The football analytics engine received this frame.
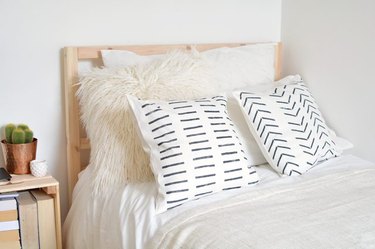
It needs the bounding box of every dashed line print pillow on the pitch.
[234,77,339,176]
[127,95,259,213]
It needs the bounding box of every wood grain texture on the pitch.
[274,43,282,80]
[63,47,81,206]
[77,43,252,59]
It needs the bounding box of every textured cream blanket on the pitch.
[147,168,375,249]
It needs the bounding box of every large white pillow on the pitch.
[127,95,259,213]
[101,43,276,92]
[233,75,340,175]
[202,43,276,92]
[101,50,163,68]
[77,50,214,192]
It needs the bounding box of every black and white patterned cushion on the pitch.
[234,78,339,176]
[127,95,259,213]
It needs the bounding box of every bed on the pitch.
[62,42,375,249]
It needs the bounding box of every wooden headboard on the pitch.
[63,42,282,205]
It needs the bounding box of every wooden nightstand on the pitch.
[0,174,62,249]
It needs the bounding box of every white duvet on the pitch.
[63,155,375,249]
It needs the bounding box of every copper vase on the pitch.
[1,138,37,174]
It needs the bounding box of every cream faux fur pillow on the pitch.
[77,50,213,191]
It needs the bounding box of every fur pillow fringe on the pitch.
[77,50,214,193]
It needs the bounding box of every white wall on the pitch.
[282,0,375,163]
[0,0,281,220]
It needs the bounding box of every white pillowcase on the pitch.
[328,128,354,152]
[233,75,340,175]
[228,75,352,168]
[128,95,259,213]
[101,43,276,91]
[226,76,308,167]
[101,50,163,68]
[202,43,276,92]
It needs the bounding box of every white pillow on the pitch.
[334,136,354,151]
[101,44,276,92]
[233,75,340,175]
[101,50,163,68]
[328,128,354,152]
[128,95,259,213]
[227,76,307,167]
[202,43,276,92]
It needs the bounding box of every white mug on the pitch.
[30,160,48,177]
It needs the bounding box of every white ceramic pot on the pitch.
[30,160,48,177]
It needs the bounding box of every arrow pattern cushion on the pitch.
[234,77,339,176]
[127,95,259,213]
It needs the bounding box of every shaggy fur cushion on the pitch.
[77,50,213,191]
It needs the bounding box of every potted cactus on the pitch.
[1,123,37,174]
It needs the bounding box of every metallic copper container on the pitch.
[1,138,37,174]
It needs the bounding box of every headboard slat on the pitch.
[80,138,90,150]
[76,43,256,60]
[274,43,282,80]
[64,47,82,206]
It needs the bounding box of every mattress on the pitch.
[63,154,375,249]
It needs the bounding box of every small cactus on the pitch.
[5,123,16,143]
[12,128,26,144]
[3,123,34,144]
[17,124,29,130]
[24,129,34,143]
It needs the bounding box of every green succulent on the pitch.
[5,123,16,143]
[24,129,34,143]
[17,124,29,130]
[4,123,34,144]
[12,128,26,144]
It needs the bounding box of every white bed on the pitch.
[62,42,375,249]
[64,154,375,249]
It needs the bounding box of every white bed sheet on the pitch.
[63,155,375,249]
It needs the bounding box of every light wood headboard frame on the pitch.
[63,42,282,205]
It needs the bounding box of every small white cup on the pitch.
[30,160,48,177]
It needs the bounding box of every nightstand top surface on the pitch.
[0,174,58,193]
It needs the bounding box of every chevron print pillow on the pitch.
[234,79,340,176]
[128,95,259,213]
